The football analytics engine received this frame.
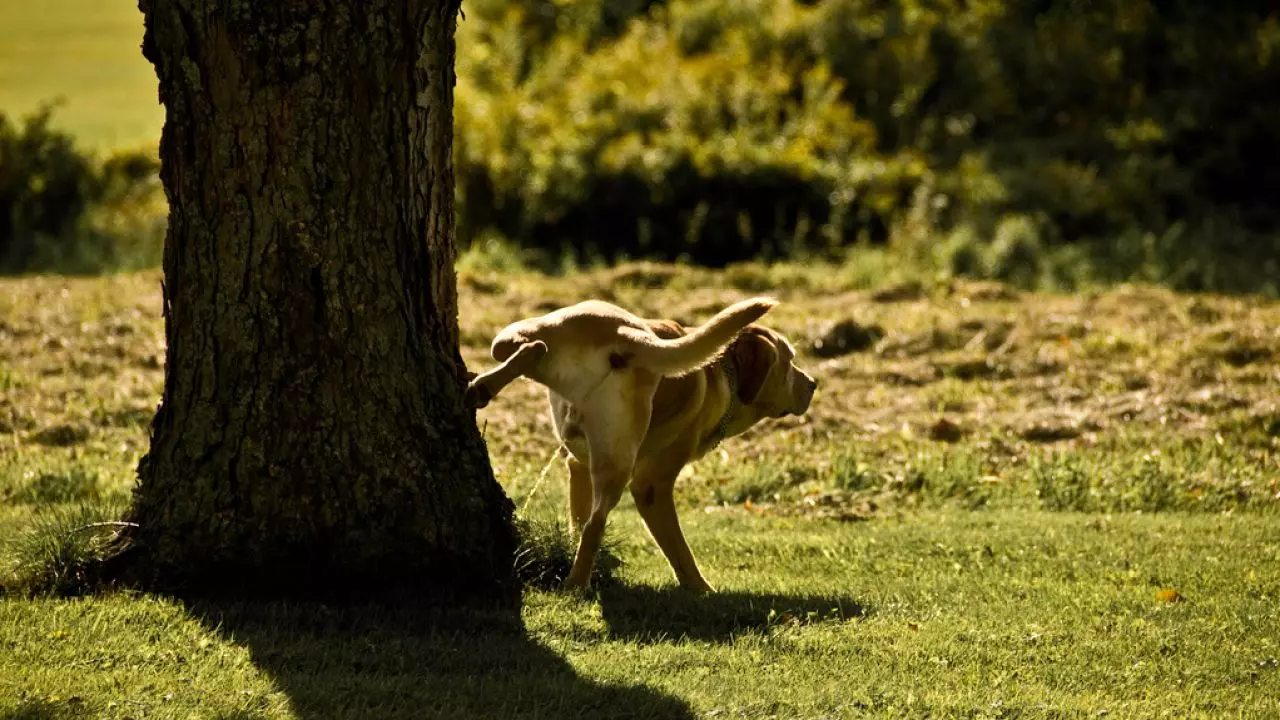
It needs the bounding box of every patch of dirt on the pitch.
[1177,388,1251,414]
[604,262,682,289]
[1187,299,1222,324]
[530,299,571,313]
[877,368,940,387]
[29,423,91,447]
[1220,344,1273,368]
[929,417,967,443]
[810,319,885,358]
[871,280,926,303]
[1020,423,1085,443]
[796,490,879,522]
[955,280,1020,303]
[937,357,1015,381]
[461,274,504,295]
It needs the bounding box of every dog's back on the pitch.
[490,297,773,407]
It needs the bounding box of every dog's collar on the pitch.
[704,352,740,452]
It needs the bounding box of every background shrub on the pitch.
[0,104,162,274]
[9,0,1278,291]
[453,0,1280,292]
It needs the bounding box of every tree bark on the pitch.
[127,0,515,596]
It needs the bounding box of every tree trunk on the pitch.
[127,0,515,596]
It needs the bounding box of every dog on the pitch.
[465,297,817,592]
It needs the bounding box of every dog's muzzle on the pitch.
[787,372,818,416]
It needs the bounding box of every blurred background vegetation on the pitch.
[0,106,162,274]
[3,0,1279,293]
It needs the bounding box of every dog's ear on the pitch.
[732,330,778,405]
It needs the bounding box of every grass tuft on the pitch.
[3,502,128,597]
[513,512,621,590]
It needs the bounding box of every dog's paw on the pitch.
[464,383,493,409]
[679,576,716,594]
[562,570,593,593]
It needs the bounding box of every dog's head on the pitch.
[731,326,817,419]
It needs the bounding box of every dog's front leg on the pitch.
[632,454,715,593]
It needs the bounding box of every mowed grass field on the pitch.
[0,0,159,149]
[2,264,1279,718]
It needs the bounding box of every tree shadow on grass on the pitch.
[597,583,869,644]
[1,699,83,720]
[185,597,695,720]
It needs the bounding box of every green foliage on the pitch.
[0,104,162,275]
[457,0,915,265]
[455,0,1280,292]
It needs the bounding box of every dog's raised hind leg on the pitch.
[464,340,547,409]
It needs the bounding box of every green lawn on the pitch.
[2,267,1279,718]
[0,0,159,149]
[2,511,1277,718]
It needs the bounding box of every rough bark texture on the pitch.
[129,0,515,596]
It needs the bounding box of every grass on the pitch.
[0,0,160,150]
[2,264,1279,717]
[2,17,1276,716]
[1,512,1277,717]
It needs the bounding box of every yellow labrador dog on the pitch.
[466,297,817,592]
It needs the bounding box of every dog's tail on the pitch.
[620,297,777,377]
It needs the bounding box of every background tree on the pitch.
[122,0,516,596]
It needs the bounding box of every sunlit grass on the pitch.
[0,0,160,149]
[2,511,1277,717]
[2,266,1278,717]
